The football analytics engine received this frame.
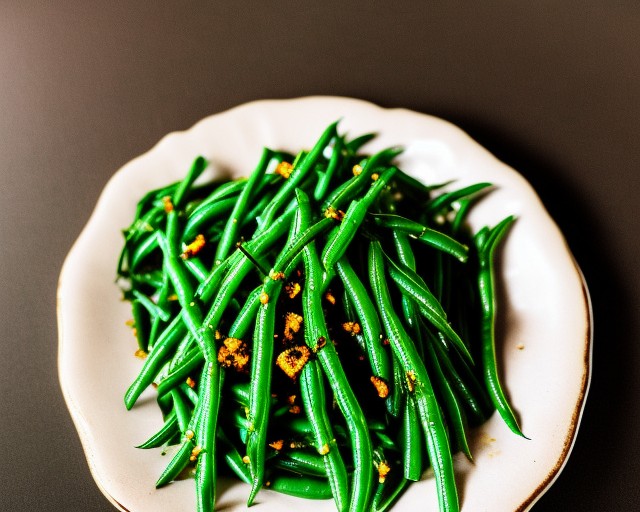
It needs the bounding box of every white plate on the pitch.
[58,96,592,511]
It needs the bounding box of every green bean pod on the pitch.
[300,360,350,512]
[370,214,468,262]
[214,148,272,264]
[301,228,374,512]
[369,240,459,512]
[476,216,526,438]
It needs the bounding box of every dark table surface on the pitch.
[2,2,638,511]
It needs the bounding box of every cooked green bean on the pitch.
[369,240,459,512]
[476,215,526,438]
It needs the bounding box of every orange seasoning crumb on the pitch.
[162,196,174,213]
[406,370,417,393]
[288,405,301,415]
[134,349,147,359]
[259,291,269,305]
[284,312,303,341]
[342,321,361,335]
[377,461,391,483]
[285,281,301,299]
[269,269,286,281]
[324,291,336,305]
[269,439,284,451]
[275,161,293,179]
[287,395,296,405]
[324,206,345,221]
[181,234,206,260]
[190,446,203,462]
[217,337,250,372]
[370,376,389,398]
[276,345,311,380]
[186,377,196,388]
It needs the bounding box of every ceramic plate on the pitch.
[58,96,592,511]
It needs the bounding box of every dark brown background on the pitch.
[1,2,637,510]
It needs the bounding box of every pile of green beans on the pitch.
[117,121,523,512]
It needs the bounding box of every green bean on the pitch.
[194,362,222,512]
[157,233,217,361]
[322,167,398,272]
[427,327,491,425]
[183,257,209,284]
[246,281,281,505]
[181,196,237,243]
[265,473,334,500]
[173,156,208,210]
[425,182,493,215]
[321,147,402,211]
[130,231,160,272]
[168,332,197,371]
[344,132,376,154]
[334,258,391,388]
[246,197,306,504]
[214,148,272,264]
[392,231,426,361]
[400,396,424,480]
[393,168,433,198]
[301,360,350,512]
[388,353,405,418]
[130,299,151,352]
[369,240,459,512]
[372,475,410,512]
[154,375,206,488]
[227,286,262,339]
[180,381,200,406]
[132,289,171,322]
[301,216,374,512]
[274,450,330,478]
[476,216,525,438]
[131,182,178,223]
[125,314,187,409]
[218,427,252,485]
[424,332,472,460]
[121,208,165,265]
[136,410,179,449]
[314,135,345,201]
[385,255,471,363]
[196,202,294,302]
[127,270,164,289]
[257,121,338,230]
[156,345,203,398]
[155,436,194,488]
[171,388,191,433]
[370,214,468,262]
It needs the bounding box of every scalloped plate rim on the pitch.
[57,96,592,512]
